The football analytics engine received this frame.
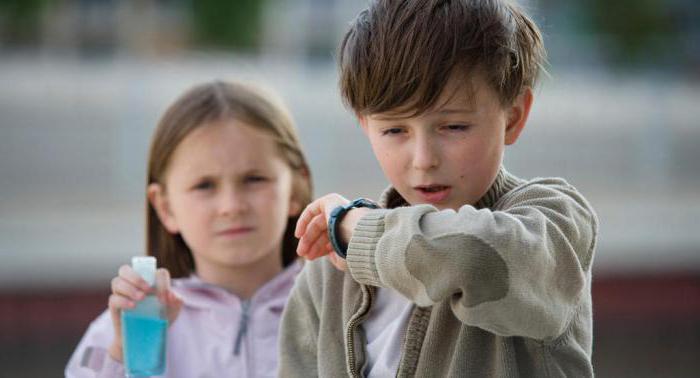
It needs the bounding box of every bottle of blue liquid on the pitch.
[121,256,167,377]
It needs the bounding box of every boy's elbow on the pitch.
[540,268,588,341]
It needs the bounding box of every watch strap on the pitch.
[327,198,379,258]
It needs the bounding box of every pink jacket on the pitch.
[65,261,301,378]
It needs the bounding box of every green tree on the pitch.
[0,0,49,46]
[190,0,265,51]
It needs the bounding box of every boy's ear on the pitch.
[147,183,180,234]
[504,88,533,145]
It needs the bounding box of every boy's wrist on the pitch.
[340,208,371,245]
[328,198,379,258]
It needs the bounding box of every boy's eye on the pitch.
[443,124,470,132]
[381,127,405,136]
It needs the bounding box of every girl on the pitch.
[66,81,312,377]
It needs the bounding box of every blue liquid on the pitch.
[122,311,167,376]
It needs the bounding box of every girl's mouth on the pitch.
[216,227,254,238]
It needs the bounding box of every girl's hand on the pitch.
[295,194,371,271]
[107,265,183,362]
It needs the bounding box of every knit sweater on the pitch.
[278,167,598,377]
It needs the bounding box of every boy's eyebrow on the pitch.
[371,107,475,121]
[434,108,476,115]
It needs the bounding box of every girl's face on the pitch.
[149,119,301,277]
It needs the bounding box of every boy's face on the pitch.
[359,72,531,210]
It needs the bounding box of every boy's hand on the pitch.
[107,265,183,362]
[295,194,372,271]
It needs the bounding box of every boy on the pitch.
[280,0,598,377]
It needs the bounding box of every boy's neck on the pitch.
[193,251,283,300]
[472,167,523,209]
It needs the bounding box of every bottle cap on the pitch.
[132,256,157,287]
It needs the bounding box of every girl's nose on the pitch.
[219,187,250,216]
[412,134,439,170]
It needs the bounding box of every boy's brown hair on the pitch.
[146,81,312,278]
[339,0,546,115]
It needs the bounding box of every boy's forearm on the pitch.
[346,181,597,340]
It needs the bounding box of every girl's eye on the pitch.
[381,127,405,136]
[245,175,268,184]
[193,180,215,190]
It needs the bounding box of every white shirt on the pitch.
[362,287,414,377]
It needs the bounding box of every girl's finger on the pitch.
[111,276,146,301]
[155,268,171,295]
[108,293,136,312]
[166,290,183,308]
[164,291,184,323]
[118,264,151,292]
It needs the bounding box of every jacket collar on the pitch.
[378,166,523,210]
[173,259,302,310]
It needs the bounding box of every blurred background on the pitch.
[0,0,698,376]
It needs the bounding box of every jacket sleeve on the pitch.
[65,310,126,378]
[277,263,321,377]
[346,179,598,341]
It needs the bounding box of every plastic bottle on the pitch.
[121,256,167,377]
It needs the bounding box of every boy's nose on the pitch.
[412,136,439,170]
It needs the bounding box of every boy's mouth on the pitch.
[414,185,451,203]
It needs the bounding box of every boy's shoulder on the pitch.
[497,174,596,214]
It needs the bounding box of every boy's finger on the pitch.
[328,253,348,272]
[296,214,327,256]
[118,264,151,291]
[295,200,323,238]
[304,214,329,245]
[297,233,318,257]
[306,232,332,260]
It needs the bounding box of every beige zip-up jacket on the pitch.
[279,168,598,377]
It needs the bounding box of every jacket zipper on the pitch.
[346,285,375,378]
[234,300,251,356]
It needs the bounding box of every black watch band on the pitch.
[328,198,379,259]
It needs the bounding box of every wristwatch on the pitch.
[328,198,379,259]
